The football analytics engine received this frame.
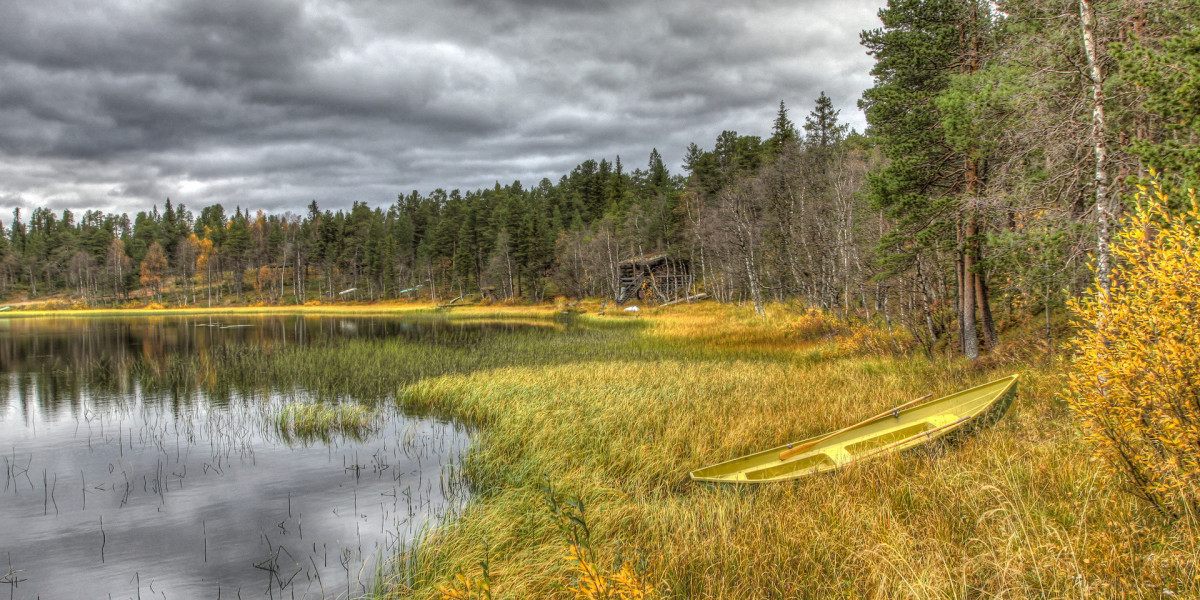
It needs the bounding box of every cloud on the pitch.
[0,0,884,221]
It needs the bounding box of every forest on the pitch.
[2,0,1197,362]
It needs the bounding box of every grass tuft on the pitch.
[275,401,377,443]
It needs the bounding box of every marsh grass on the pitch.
[275,402,377,443]
[56,313,622,404]
[375,304,1200,599]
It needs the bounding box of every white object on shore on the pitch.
[623,305,639,313]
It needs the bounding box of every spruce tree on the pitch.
[225,208,252,300]
[607,156,630,213]
[647,148,670,191]
[803,92,848,149]
[768,100,798,156]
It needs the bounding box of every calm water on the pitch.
[0,316,487,599]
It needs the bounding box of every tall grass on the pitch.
[376,304,1200,599]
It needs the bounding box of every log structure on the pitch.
[615,253,694,304]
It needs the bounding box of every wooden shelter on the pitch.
[616,253,693,304]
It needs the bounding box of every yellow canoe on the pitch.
[690,374,1018,483]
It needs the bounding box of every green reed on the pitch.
[275,402,378,443]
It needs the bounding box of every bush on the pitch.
[789,307,844,341]
[1066,183,1200,518]
[840,322,916,357]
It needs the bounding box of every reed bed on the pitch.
[275,401,378,442]
[374,304,1200,599]
[56,314,621,404]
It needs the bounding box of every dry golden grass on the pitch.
[374,303,1200,599]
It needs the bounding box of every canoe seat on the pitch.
[844,422,934,456]
[746,453,834,480]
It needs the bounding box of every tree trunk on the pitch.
[1081,0,1114,296]
[975,264,998,350]
[955,228,966,353]
[963,214,998,350]
[962,248,980,360]
[742,244,765,317]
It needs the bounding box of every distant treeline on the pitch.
[2,0,1198,359]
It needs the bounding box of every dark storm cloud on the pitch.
[0,0,884,219]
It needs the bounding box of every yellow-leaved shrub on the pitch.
[439,489,655,600]
[1066,183,1200,518]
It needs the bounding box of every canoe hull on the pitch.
[690,375,1018,483]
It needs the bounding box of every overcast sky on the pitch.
[0,0,886,221]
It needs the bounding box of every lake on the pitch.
[0,315,499,599]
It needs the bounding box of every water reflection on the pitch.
[0,316,486,599]
[0,315,526,379]
[0,315,535,420]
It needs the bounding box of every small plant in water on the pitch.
[275,401,377,442]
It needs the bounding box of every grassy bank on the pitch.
[375,304,1199,599]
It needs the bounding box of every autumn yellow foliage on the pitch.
[439,569,491,600]
[1066,183,1200,517]
[564,543,654,600]
[439,489,655,600]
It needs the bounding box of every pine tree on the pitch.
[683,142,719,196]
[861,0,996,358]
[860,0,964,267]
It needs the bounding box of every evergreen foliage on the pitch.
[1119,27,1200,191]
[859,0,968,273]
[802,92,846,149]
